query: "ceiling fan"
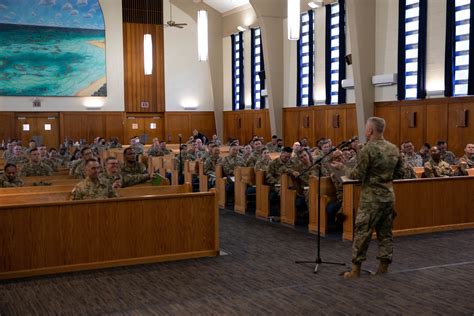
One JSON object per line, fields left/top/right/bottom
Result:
{"left": 165, "top": 2, "right": 187, "bottom": 29}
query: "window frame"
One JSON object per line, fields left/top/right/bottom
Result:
{"left": 231, "top": 31, "right": 245, "bottom": 111}
{"left": 251, "top": 27, "right": 265, "bottom": 110}
{"left": 297, "top": 10, "right": 315, "bottom": 107}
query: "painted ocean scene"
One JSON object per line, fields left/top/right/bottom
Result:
{"left": 0, "top": 0, "right": 106, "bottom": 96}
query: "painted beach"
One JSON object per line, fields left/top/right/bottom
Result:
{"left": 0, "top": 23, "right": 106, "bottom": 96}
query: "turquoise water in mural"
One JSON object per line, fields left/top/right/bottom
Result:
{"left": 0, "top": 23, "right": 106, "bottom": 96}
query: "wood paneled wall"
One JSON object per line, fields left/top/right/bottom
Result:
{"left": 123, "top": 23, "right": 165, "bottom": 113}
{"left": 283, "top": 104, "right": 357, "bottom": 147}
{"left": 15, "top": 112, "right": 60, "bottom": 149}
{"left": 164, "top": 112, "right": 216, "bottom": 143}
{"left": 0, "top": 112, "right": 15, "bottom": 143}
{"left": 375, "top": 97, "right": 474, "bottom": 156}
{"left": 124, "top": 113, "right": 164, "bottom": 143}
{"left": 60, "top": 112, "right": 125, "bottom": 144}
{"left": 223, "top": 110, "right": 271, "bottom": 144}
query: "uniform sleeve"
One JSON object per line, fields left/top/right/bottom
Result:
{"left": 393, "top": 155, "right": 406, "bottom": 180}
{"left": 424, "top": 162, "right": 434, "bottom": 178}
{"left": 347, "top": 146, "right": 370, "bottom": 181}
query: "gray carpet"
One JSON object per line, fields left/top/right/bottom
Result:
{"left": 1, "top": 209, "right": 474, "bottom": 315}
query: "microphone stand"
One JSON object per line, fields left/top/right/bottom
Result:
{"left": 295, "top": 138, "right": 356, "bottom": 274}
{"left": 178, "top": 134, "right": 183, "bottom": 184}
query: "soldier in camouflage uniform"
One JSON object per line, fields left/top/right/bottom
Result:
{"left": 265, "top": 147, "right": 293, "bottom": 217}
{"left": 424, "top": 146, "right": 453, "bottom": 178}
{"left": 147, "top": 138, "right": 164, "bottom": 157}
{"left": 399, "top": 153, "right": 417, "bottom": 179}
{"left": 220, "top": 143, "right": 246, "bottom": 204}
{"left": 70, "top": 147, "right": 95, "bottom": 179}
{"left": 0, "top": 164, "right": 24, "bottom": 187}
{"left": 246, "top": 140, "right": 264, "bottom": 167}
{"left": 19, "top": 148, "right": 54, "bottom": 177}
{"left": 254, "top": 149, "right": 272, "bottom": 172}
{"left": 121, "top": 147, "right": 148, "bottom": 175}
{"left": 107, "top": 137, "right": 122, "bottom": 149}
{"left": 57, "top": 146, "right": 72, "bottom": 167}
{"left": 401, "top": 141, "right": 423, "bottom": 168}
{"left": 72, "top": 159, "right": 118, "bottom": 200}
{"left": 100, "top": 157, "right": 150, "bottom": 188}
{"left": 2, "top": 142, "right": 16, "bottom": 161}
{"left": 193, "top": 139, "right": 207, "bottom": 160}
{"left": 6, "top": 145, "right": 29, "bottom": 166}
{"left": 437, "top": 140, "right": 457, "bottom": 165}
{"left": 456, "top": 143, "right": 474, "bottom": 176}
{"left": 204, "top": 146, "right": 223, "bottom": 188}
{"left": 327, "top": 150, "right": 346, "bottom": 228}
{"left": 159, "top": 141, "right": 172, "bottom": 155}
{"left": 265, "top": 135, "right": 279, "bottom": 153}
{"left": 343, "top": 117, "right": 404, "bottom": 279}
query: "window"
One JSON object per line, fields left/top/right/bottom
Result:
{"left": 325, "top": 1, "right": 346, "bottom": 105}
{"left": 398, "top": 0, "right": 427, "bottom": 100}
{"left": 231, "top": 32, "right": 244, "bottom": 110}
{"left": 297, "top": 11, "right": 314, "bottom": 106}
{"left": 251, "top": 28, "right": 265, "bottom": 109}
{"left": 446, "top": 0, "right": 472, "bottom": 96}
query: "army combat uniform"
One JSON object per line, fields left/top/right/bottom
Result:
{"left": 423, "top": 159, "right": 452, "bottom": 178}
{"left": 72, "top": 177, "right": 118, "bottom": 200}
{"left": 19, "top": 162, "right": 54, "bottom": 177}
{"left": 0, "top": 174, "right": 24, "bottom": 187}
{"left": 121, "top": 162, "right": 147, "bottom": 175}
{"left": 347, "top": 139, "right": 404, "bottom": 265}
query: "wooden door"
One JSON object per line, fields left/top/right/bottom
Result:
{"left": 16, "top": 114, "right": 59, "bottom": 149}
{"left": 124, "top": 116, "right": 145, "bottom": 144}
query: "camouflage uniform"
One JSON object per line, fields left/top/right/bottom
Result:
{"left": 121, "top": 162, "right": 147, "bottom": 175}
{"left": 19, "top": 162, "right": 54, "bottom": 177}
{"left": 130, "top": 144, "right": 144, "bottom": 155}
{"left": 72, "top": 160, "right": 87, "bottom": 179}
{"left": 246, "top": 150, "right": 263, "bottom": 167}
{"left": 456, "top": 154, "right": 474, "bottom": 176}
{"left": 347, "top": 139, "right": 404, "bottom": 265}
{"left": 424, "top": 159, "right": 452, "bottom": 178}
{"left": 404, "top": 152, "right": 423, "bottom": 168}
{"left": 57, "top": 153, "right": 71, "bottom": 167}
{"left": 147, "top": 146, "right": 164, "bottom": 157}
{"left": 72, "top": 177, "right": 118, "bottom": 200}
{"left": 43, "top": 158, "right": 59, "bottom": 172}
{"left": 0, "top": 174, "right": 24, "bottom": 187}
{"left": 6, "top": 155, "right": 29, "bottom": 166}
{"left": 440, "top": 150, "right": 457, "bottom": 165}
{"left": 2, "top": 150, "right": 13, "bottom": 161}
{"left": 195, "top": 149, "right": 208, "bottom": 161}
{"left": 204, "top": 156, "right": 223, "bottom": 177}
{"left": 266, "top": 158, "right": 291, "bottom": 186}
{"left": 221, "top": 155, "right": 246, "bottom": 177}
{"left": 69, "top": 159, "right": 83, "bottom": 176}
{"left": 99, "top": 172, "right": 149, "bottom": 188}
{"left": 254, "top": 157, "right": 271, "bottom": 172}
{"left": 401, "top": 160, "right": 417, "bottom": 179}
{"left": 265, "top": 142, "right": 278, "bottom": 153}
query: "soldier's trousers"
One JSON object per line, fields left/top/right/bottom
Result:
{"left": 352, "top": 201, "right": 394, "bottom": 265}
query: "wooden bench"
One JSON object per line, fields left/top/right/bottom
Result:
{"left": 280, "top": 173, "right": 299, "bottom": 225}
{"left": 184, "top": 159, "right": 199, "bottom": 185}
{"left": 0, "top": 189, "right": 219, "bottom": 280}
{"left": 216, "top": 165, "right": 227, "bottom": 208}
{"left": 148, "top": 155, "right": 178, "bottom": 184}
{"left": 234, "top": 167, "right": 256, "bottom": 214}
{"left": 198, "top": 160, "right": 209, "bottom": 192}
{"left": 255, "top": 170, "right": 272, "bottom": 219}
{"left": 413, "top": 167, "right": 424, "bottom": 178}
{"left": 307, "top": 176, "right": 337, "bottom": 236}
{"left": 342, "top": 176, "right": 474, "bottom": 241}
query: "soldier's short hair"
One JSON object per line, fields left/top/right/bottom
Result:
{"left": 105, "top": 157, "right": 118, "bottom": 163}
{"left": 81, "top": 146, "right": 91, "bottom": 155}
{"left": 29, "top": 148, "right": 39, "bottom": 154}
{"left": 230, "top": 142, "right": 239, "bottom": 148}
{"left": 123, "top": 147, "right": 135, "bottom": 155}
{"left": 85, "top": 158, "right": 99, "bottom": 166}
{"left": 367, "top": 117, "right": 386, "bottom": 133}
{"left": 4, "top": 163, "right": 17, "bottom": 171}
{"left": 282, "top": 147, "right": 293, "bottom": 153}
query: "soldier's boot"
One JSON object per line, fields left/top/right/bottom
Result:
{"left": 375, "top": 259, "right": 390, "bottom": 275}
{"left": 343, "top": 263, "right": 361, "bottom": 279}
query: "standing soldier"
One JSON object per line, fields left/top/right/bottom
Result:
{"left": 343, "top": 117, "right": 404, "bottom": 279}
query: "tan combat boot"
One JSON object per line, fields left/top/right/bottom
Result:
{"left": 375, "top": 259, "right": 390, "bottom": 275}
{"left": 343, "top": 263, "right": 361, "bottom": 279}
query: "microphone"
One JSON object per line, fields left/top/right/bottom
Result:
{"left": 339, "top": 136, "right": 358, "bottom": 148}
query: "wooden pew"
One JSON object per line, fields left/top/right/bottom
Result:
{"left": 467, "top": 168, "right": 474, "bottom": 176}
{"left": 342, "top": 176, "right": 474, "bottom": 241}
{"left": 0, "top": 184, "right": 76, "bottom": 195}
{"left": 280, "top": 173, "right": 298, "bottom": 225}
{"left": 148, "top": 155, "right": 178, "bottom": 184}
{"left": 413, "top": 167, "right": 424, "bottom": 178}
{"left": 216, "top": 165, "right": 227, "bottom": 208}
{"left": 198, "top": 160, "right": 209, "bottom": 192}
{"left": 307, "top": 176, "right": 337, "bottom": 236}
{"left": 184, "top": 159, "right": 199, "bottom": 184}
{"left": 234, "top": 167, "right": 256, "bottom": 214}
{"left": 255, "top": 170, "right": 271, "bottom": 219}
{"left": 0, "top": 189, "right": 219, "bottom": 280}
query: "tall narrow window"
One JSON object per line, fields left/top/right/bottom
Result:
{"left": 325, "top": 1, "right": 346, "bottom": 105}
{"left": 251, "top": 28, "right": 265, "bottom": 109}
{"left": 446, "top": 0, "right": 472, "bottom": 96}
{"left": 398, "top": 0, "right": 427, "bottom": 100}
{"left": 297, "top": 10, "right": 314, "bottom": 106}
{"left": 231, "top": 32, "right": 244, "bottom": 110}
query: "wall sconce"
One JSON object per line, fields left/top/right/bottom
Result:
{"left": 197, "top": 10, "right": 208, "bottom": 61}
{"left": 287, "top": 0, "right": 300, "bottom": 40}
{"left": 237, "top": 25, "right": 246, "bottom": 32}
{"left": 83, "top": 98, "right": 104, "bottom": 109}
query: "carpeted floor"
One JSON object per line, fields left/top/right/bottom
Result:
{"left": 1, "top": 209, "right": 474, "bottom": 315}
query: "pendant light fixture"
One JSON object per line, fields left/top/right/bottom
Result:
{"left": 287, "top": 0, "right": 300, "bottom": 40}
{"left": 197, "top": 9, "right": 208, "bottom": 61}
{"left": 144, "top": 0, "right": 153, "bottom": 75}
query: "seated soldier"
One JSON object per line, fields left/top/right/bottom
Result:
{"left": 100, "top": 157, "right": 150, "bottom": 188}
{"left": 246, "top": 139, "right": 264, "bottom": 167}
{"left": 437, "top": 140, "right": 457, "bottom": 165}
{"left": 401, "top": 140, "right": 423, "bottom": 167}
{"left": 400, "top": 153, "right": 417, "bottom": 179}
{"left": 424, "top": 146, "right": 453, "bottom": 178}
{"left": 159, "top": 141, "right": 172, "bottom": 155}
{"left": 265, "top": 147, "right": 293, "bottom": 218}
{"left": 107, "top": 137, "right": 122, "bottom": 149}
{"left": 38, "top": 145, "right": 58, "bottom": 172}
{"left": 121, "top": 147, "right": 147, "bottom": 175}
{"left": 326, "top": 150, "right": 347, "bottom": 230}
{"left": 19, "top": 148, "right": 54, "bottom": 177}
{"left": 265, "top": 135, "right": 278, "bottom": 153}
{"left": 70, "top": 146, "right": 95, "bottom": 179}
{"left": 240, "top": 145, "right": 253, "bottom": 162}
{"left": 6, "top": 145, "right": 28, "bottom": 166}
{"left": 456, "top": 143, "right": 474, "bottom": 176}
{"left": 204, "top": 146, "right": 223, "bottom": 188}
{"left": 129, "top": 136, "right": 144, "bottom": 155}
{"left": 147, "top": 138, "right": 163, "bottom": 157}
{"left": 221, "top": 143, "right": 247, "bottom": 206}
{"left": 0, "top": 163, "right": 24, "bottom": 187}
{"left": 254, "top": 149, "right": 272, "bottom": 172}
{"left": 56, "top": 145, "right": 71, "bottom": 167}
{"left": 193, "top": 139, "right": 206, "bottom": 160}
{"left": 72, "top": 159, "right": 119, "bottom": 200}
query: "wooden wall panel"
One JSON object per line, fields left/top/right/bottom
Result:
{"left": 123, "top": 23, "right": 165, "bottom": 113}
{"left": 16, "top": 113, "right": 59, "bottom": 149}
{"left": 0, "top": 112, "right": 15, "bottom": 142}
{"left": 254, "top": 109, "right": 271, "bottom": 142}
{"left": 223, "top": 111, "right": 237, "bottom": 144}
{"left": 283, "top": 109, "right": 300, "bottom": 146}
{"left": 326, "top": 108, "right": 346, "bottom": 145}
{"left": 448, "top": 102, "right": 474, "bottom": 155}
{"left": 223, "top": 110, "right": 270, "bottom": 144}
{"left": 125, "top": 114, "right": 164, "bottom": 144}
{"left": 165, "top": 112, "right": 216, "bottom": 144}
{"left": 345, "top": 107, "right": 358, "bottom": 139}
{"left": 105, "top": 113, "right": 126, "bottom": 142}
{"left": 313, "top": 108, "right": 327, "bottom": 145}
{"left": 298, "top": 109, "right": 314, "bottom": 145}
{"left": 399, "top": 105, "right": 425, "bottom": 150}
{"left": 426, "top": 103, "right": 448, "bottom": 146}
{"left": 374, "top": 104, "right": 401, "bottom": 146}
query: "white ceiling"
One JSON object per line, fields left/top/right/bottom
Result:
{"left": 203, "top": 0, "right": 250, "bottom": 14}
